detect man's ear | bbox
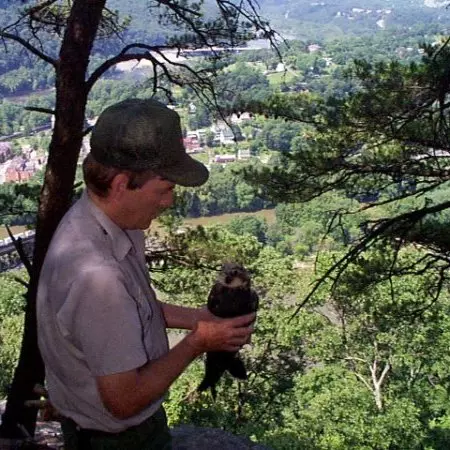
[109,173,129,200]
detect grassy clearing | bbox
[224,61,266,73]
[0,210,276,241]
[182,208,276,227]
[267,70,298,86]
[150,209,276,237]
[191,152,209,164]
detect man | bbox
[36,98,255,449]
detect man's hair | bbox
[82,153,156,197]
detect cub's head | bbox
[217,262,251,289]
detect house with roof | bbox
[308,44,321,53]
[211,122,236,145]
[186,129,208,146]
[5,158,37,183]
[230,112,253,124]
[183,136,202,153]
[214,153,236,164]
[237,148,251,160]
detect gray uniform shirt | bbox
[37,191,169,432]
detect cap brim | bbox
[157,153,209,187]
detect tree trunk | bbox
[370,359,390,412]
[0,0,106,438]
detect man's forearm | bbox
[133,334,202,413]
[97,333,202,419]
[159,301,208,329]
[97,312,255,419]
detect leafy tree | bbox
[0,315,24,399]
[217,61,271,107]
[241,38,450,311]
[224,243,450,449]
[186,103,212,130]
[0,183,41,226]
[173,162,270,217]
[255,118,303,152]
[275,365,424,450]
[0,272,27,398]
[226,215,268,243]
[0,0,278,439]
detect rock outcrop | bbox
[171,425,271,449]
[0,402,272,449]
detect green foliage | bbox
[277,366,424,450]
[186,103,212,130]
[153,226,264,304]
[266,192,367,258]
[173,162,271,218]
[290,245,450,449]
[255,119,304,153]
[159,227,450,448]
[216,62,272,108]
[0,272,27,320]
[0,183,40,225]
[0,314,24,397]
[0,271,27,397]
[240,39,450,335]
[225,215,268,243]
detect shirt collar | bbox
[80,190,133,261]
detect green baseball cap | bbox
[90,98,209,187]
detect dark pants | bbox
[61,407,172,450]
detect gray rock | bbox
[0,400,272,450]
[171,425,272,450]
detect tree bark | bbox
[0,0,106,438]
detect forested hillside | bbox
[259,0,449,37]
[0,0,446,102]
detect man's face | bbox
[122,175,175,229]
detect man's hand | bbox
[187,312,255,354]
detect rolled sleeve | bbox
[57,266,148,376]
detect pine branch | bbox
[290,199,450,317]
[23,107,55,115]
[0,31,57,67]
[85,51,161,93]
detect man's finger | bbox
[230,325,254,339]
[229,312,256,327]
[228,335,250,345]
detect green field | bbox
[0,209,276,240]
[183,208,276,228]
[267,70,298,86]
